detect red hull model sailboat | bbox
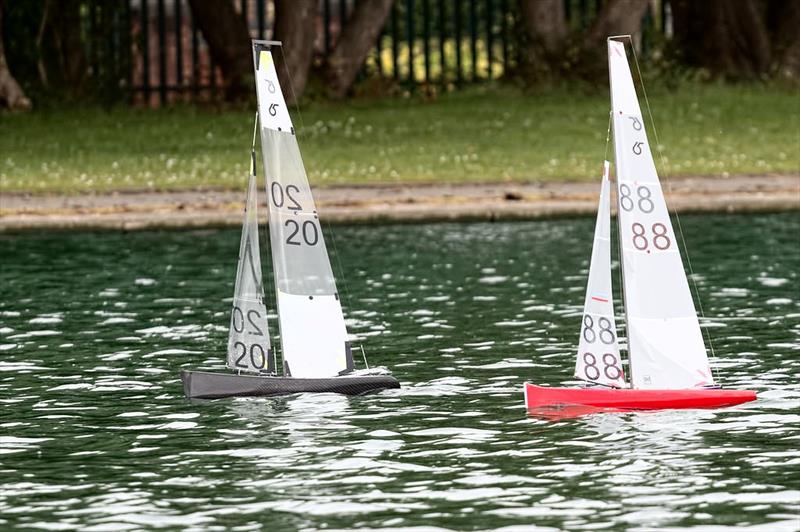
[525,385,757,411]
[524,37,756,413]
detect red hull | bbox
[524,383,756,413]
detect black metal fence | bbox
[91,0,668,106]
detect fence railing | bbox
[97,0,668,106]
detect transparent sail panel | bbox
[608,40,713,389]
[227,172,272,373]
[253,42,350,378]
[574,161,625,388]
[261,130,338,296]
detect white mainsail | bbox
[574,161,626,388]
[227,167,272,373]
[608,39,714,389]
[253,41,353,379]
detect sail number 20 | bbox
[284,219,319,246]
[271,182,320,247]
[231,306,267,370]
[232,306,264,336]
[271,182,301,211]
[233,341,267,370]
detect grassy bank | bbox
[1,84,797,193]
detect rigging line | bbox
[626,37,721,384]
[251,111,259,149]
[275,45,367,367]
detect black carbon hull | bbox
[181,369,400,399]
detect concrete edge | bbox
[1,196,797,232]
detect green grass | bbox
[1,84,797,193]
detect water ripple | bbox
[0,213,797,530]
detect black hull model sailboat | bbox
[181,40,399,399]
[181,370,399,400]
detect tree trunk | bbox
[517,0,648,84]
[187,0,252,101]
[322,0,394,98]
[768,0,800,80]
[37,0,87,96]
[517,0,568,83]
[671,0,771,80]
[583,0,650,46]
[577,0,650,81]
[273,0,317,105]
[519,0,567,52]
[0,1,31,110]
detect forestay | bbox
[253,41,352,379]
[608,39,713,389]
[575,161,626,388]
[227,169,272,373]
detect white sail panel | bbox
[254,47,293,133]
[277,292,351,378]
[608,39,713,389]
[253,42,351,378]
[227,172,272,373]
[574,161,625,388]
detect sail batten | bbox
[575,161,625,388]
[253,41,351,379]
[608,39,713,389]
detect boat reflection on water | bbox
[526,403,622,421]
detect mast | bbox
[609,60,635,388]
[612,159,633,388]
[607,38,713,390]
[252,40,354,379]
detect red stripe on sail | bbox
[591,296,609,303]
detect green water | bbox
[1,213,798,531]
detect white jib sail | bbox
[227,169,272,373]
[574,161,626,388]
[253,41,352,379]
[608,39,713,389]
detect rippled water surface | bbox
[1,213,798,531]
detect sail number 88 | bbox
[619,184,654,213]
[583,352,622,381]
[583,315,615,345]
[631,222,671,251]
